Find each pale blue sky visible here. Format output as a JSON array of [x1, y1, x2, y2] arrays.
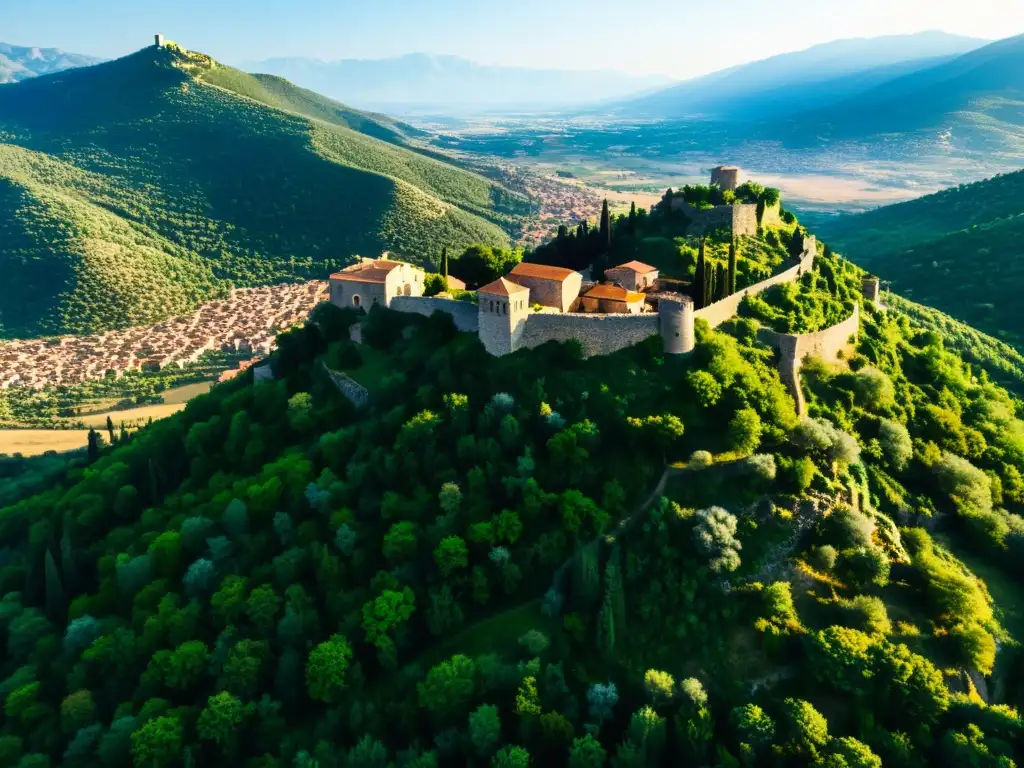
[[3, 0, 1024, 78]]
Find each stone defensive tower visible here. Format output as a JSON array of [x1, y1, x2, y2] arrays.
[[155, 34, 165, 48], [477, 278, 530, 356], [861, 276, 881, 304], [659, 295, 695, 354], [711, 165, 741, 192]]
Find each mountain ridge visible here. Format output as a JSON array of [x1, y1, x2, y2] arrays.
[[0, 42, 103, 84], [0, 43, 528, 338]]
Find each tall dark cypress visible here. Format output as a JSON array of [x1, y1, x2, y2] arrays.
[[87, 428, 100, 464], [628, 201, 637, 236], [728, 238, 738, 295], [440, 246, 449, 278], [600, 199, 611, 251], [693, 239, 706, 309], [716, 263, 728, 302], [706, 263, 716, 307], [106, 415, 115, 445]]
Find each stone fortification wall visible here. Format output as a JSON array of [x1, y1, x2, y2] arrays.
[[390, 296, 479, 332], [518, 313, 659, 357], [757, 302, 860, 416], [695, 237, 817, 329], [321, 363, 370, 408], [672, 201, 759, 237], [759, 201, 783, 229]]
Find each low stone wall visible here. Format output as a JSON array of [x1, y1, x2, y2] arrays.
[[518, 313, 659, 357], [390, 296, 479, 332], [695, 240, 816, 329], [758, 303, 860, 416], [321, 363, 370, 408], [671, 201, 758, 237]]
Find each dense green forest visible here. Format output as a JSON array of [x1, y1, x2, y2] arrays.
[[817, 169, 1024, 348], [0, 44, 531, 339], [1, 213, 1023, 766]]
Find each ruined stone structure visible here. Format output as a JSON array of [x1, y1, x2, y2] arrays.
[[711, 165, 741, 191], [329, 258, 424, 311], [862, 276, 881, 304], [507, 263, 582, 312], [321, 363, 369, 408], [758, 303, 861, 416], [519, 313, 660, 357], [155, 34, 165, 48], [606, 261, 659, 292], [671, 199, 760, 237]]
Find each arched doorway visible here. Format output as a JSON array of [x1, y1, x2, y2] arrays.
[[352, 295, 361, 307]]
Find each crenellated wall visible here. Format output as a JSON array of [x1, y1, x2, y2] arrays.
[[389, 296, 479, 332], [518, 313, 659, 357], [757, 302, 860, 416]]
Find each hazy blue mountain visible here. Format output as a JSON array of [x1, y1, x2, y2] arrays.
[[791, 33, 1024, 137], [617, 31, 988, 119], [0, 43, 102, 84], [240, 52, 673, 111]]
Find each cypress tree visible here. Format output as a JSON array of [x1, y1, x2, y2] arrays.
[[600, 199, 612, 251], [573, 544, 601, 610], [628, 201, 637, 236], [596, 591, 616, 660], [716, 263, 728, 302], [44, 549, 65, 622], [60, 523, 78, 590], [728, 239, 738, 295], [706, 264, 716, 307], [693, 239, 706, 309], [106, 415, 115, 445], [440, 246, 449, 279], [87, 428, 100, 464], [605, 547, 626, 635]]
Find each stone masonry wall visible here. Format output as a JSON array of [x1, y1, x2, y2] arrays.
[[757, 303, 860, 416], [390, 296, 479, 332], [759, 201, 783, 229], [695, 237, 817, 329], [518, 313, 659, 357], [673, 201, 759, 237]]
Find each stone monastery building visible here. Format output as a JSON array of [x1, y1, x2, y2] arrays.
[[329, 255, 425, 310]]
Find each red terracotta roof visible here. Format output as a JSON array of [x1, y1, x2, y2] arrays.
[[446, 276, 467, 291], [584, 284, 645, 303], [611, 260, 658, 274], [479, 277, 529, 297], [330, 259, 409, 284], [510, 262, 577, 282], [330, 268, 393, 284]]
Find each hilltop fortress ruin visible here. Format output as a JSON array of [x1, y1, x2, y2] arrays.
[[328, 169, 875, 414]]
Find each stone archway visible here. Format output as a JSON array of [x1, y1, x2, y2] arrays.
[[352, 294, 361, 307]]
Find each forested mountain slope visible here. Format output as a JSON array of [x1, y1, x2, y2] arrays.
[[0, 44, 529, 339], [0, 231, 1022, 766], [818, 169, 1024, 347]]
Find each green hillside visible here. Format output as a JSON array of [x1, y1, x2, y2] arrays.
[[0, 44, 529, 338], [1, 221, 1023, 766], [818, 169, 1024, 348]]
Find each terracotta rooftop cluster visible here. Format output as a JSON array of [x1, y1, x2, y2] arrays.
[[0, 281, 327, 390]]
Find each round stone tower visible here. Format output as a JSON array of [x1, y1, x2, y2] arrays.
[[659, 295, 695, 355], [711, 165, 741, 192]]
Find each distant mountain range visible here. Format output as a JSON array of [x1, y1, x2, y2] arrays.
[[0, 44, 529, 339], [0, 42, 102, 84], [239, 53, 673, 112], [616, 31, 989, 120], [817, 169, 1024, 347]]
